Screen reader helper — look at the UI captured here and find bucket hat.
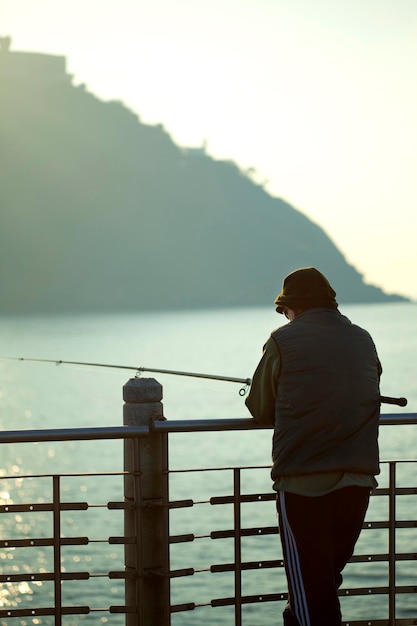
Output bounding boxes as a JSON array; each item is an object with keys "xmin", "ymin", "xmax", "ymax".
[{"xmin": 274, "ymin": 267, "xmax": 338, "ymax": 314}]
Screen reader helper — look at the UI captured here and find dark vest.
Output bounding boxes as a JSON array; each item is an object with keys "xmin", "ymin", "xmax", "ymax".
[{"xmin": 270, "ymin": 308, "xmax": 381, "ymax": 480}]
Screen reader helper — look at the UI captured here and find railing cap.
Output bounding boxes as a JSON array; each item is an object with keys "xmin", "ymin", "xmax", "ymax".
[{"xmin": 123, "ymin": 377, "xmax": 163, "ymax": 403}]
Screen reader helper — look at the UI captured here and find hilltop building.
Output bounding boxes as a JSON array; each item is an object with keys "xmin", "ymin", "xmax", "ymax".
[{"xmin": 0, "ymin": 36, "xmax": 72, "ymax": 83}]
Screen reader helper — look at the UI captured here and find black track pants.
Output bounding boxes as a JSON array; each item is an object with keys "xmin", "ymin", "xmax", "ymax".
[{"xmin": 276, "ymin": 486, "xmax": 370, "ymax": 626}]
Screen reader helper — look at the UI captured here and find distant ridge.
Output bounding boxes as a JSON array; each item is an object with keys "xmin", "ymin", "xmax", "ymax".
[{"xmin": 0, "ymin": 42, "xmax": 408, "ymax": 314}]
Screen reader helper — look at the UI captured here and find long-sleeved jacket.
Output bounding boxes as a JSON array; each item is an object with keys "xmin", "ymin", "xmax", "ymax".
[{"xmin": 246, "ymin": 308, "xmax": 382, "ymax": 482}]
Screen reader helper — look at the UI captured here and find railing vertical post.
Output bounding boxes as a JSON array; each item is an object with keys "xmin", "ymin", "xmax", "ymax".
[
  {"xmin": 52, "ymin": 475, "xmax": 62, "ymax": 626},
  {"xmin": 388, "ymin": 461, "xmax": 396, "ymax": 626},
  {"xmin": 123, "ymin": 377, "xmax": 170, "ymax": 626},
  {"xmin": 233, "ymin": 468, "xmax": 242, "ymax": 626}
]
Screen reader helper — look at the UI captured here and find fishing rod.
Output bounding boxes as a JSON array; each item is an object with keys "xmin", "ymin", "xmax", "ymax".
[
  {"xmin": 0, "ymin": 356, "xmax": 252, "ymax": 395},
  {"xmin": 0, "ymin": 356, "xmax": 408, "ymax": 405}
]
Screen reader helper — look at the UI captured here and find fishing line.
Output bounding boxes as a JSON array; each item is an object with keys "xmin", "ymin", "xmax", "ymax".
[{"xmin": 0, "ymin": 356, "xmax": 407, "ymax": 405}]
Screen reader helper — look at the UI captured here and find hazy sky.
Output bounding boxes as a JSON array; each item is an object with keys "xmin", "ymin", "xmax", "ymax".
[{"xmin": 3, "ymin": 0, "xmax": 417, "ymax": 299}]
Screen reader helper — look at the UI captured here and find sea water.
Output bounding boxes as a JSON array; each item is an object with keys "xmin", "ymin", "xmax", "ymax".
[{"xmin": 0, "ymin": 303, "xmax": 416, "ymax": 624}]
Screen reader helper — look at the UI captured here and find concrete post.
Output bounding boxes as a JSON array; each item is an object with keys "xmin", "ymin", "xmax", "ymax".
[{"xmin": 123, "ymin": 377, "xmax": 170, "ymax": 626}]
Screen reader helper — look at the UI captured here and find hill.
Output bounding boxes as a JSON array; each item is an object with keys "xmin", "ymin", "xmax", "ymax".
[{"xmin": 0, "ymin": 44, "xmax": 408, "ymax": 314}]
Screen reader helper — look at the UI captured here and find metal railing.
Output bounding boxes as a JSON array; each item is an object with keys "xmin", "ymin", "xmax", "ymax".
[{"xmin": 0, "ymin": 379, "xmax": 416, "ymax": 626}]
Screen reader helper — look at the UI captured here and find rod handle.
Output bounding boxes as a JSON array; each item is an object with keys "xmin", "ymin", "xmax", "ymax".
[{"xmin": 380, "ymin": 395, "xmax": 408, "ymax": 407}]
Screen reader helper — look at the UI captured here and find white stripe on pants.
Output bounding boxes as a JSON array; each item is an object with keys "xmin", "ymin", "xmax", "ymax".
[{"xmin": 279, "ymin": 491, "xmax": 311, "ymax": 626}]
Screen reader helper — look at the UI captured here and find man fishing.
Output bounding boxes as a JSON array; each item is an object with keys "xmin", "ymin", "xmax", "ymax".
[{"xmin": 245, "ymin": 267, "xmax": 382, "ymax": 626}]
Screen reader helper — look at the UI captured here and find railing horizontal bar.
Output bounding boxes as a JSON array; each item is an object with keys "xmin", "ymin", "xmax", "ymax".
[
  {"xmin": 0, "ymin": 572, "xmax": 90, "ymax": 582},
  {"xmin": 111, "ymin": 566, "xmax": 168, "ymax": 580},
  {"xmin": 111, "ymin": 533, "xmax": 198, "ymax": 545},
  {"xmin": 373, "ymin": 487, "xmax": 417, "ymax": 495},
  {"xmin": 170, "ymin": 459, "xmax": 416, "ymax": 474},
  {"xmin": 0, "ymin": 425, "xmax": 149, "ymax": 443},
  {"xmin": 0, "ymin": 607, "xmax": 90, "ymax": 617},
  {"xmin": 210, "ymin": 490, "xmax": 417, "ymax": 504},
  {"xmin": 380, "ymin": 414, "xmax": 417, "ymax": 425},
  {"xmin": 109, "ymin": 605, "xmax": 141, "ymax": 614},
  {"xmin": 174, "ymin": 590, "xmax": 417, "ymax": 615},
  {"xmin": 207, "ymin": 550, "xmax": 417, "ymax": 568},
  {"xmin": 363, "ymin": 521, "xmax": 390, "ymax": 529},
  {"xmin": 169, "ymin": 568, "xmax": 195, "ymax": 578},
  {"xmin": 211, "ymin": 559, "xmax": 284, "ymax": 573},
  {"xmin": 210, "ymin": 552, "xmax": 417, "ymax": 572},
  {"xmin": 108, "ymin": 496, "xmax": 164, "ymax": 510},
  {"xmin": 170, "ymin": 603, "xmax": 196, "ymax": 613},
  {"xmin": 209, "ymin": 583, "xmax": 417, "ymax": 609},
  {"xmin": 210, "ymin": 493, "xmax": 276, "ymax": 505},
  {"xmin": 169, "ymin": 465, "xmax": 271, "ymax": 473},
  {"xmin": 169, "ymin": 499, "xmax": 194, "ymax": 508},
  {"xmin": 338, "ymin": 585, "xmax": 417, "ymax": 596},
  {"xmin": 211, "ymin": 526, "xmax": 278, "ymax": 539},
  {"xmin": 155, "ymin": 418, "xmax": 259, "ymax": 432},
  {"xmin": 207, "ymin": 519, "xmax": 417, "ymax": 540},
  {"xmin": 0, "ymin": 471, "xmax": 128, "ymax": 481},
  {"xmin": 342, "ymin": 621, "xmax": 417, "ymax": 626},
  {"xmin": 153, "ymin": 414, "xmax": 417, "ymax": 433},
  {"xmin": 107, "ymin": 501, "xmax": 135, "ymax": 510},
  {"xmin": 109, "ymin": 570, "xmax": 137, "ymax": 579},
  {"xmin": 394, "ymin": 552, "xmax": 417, "ymax": 560},
  {"xmin": 211, "ymin": 592, "xmax": 288, "ymax": 607},
  {"xmin": 0, "ymin": 502, "xmax": 88, "ymax": 513},
  {"xmin": 109, "ymin": 536, "xmax": 133, "ymax": 544},
  {"xmin": 59, "ymin": 537, "xmax": 89, "ymax": 545},
  {"xmin": 363, "ymin": 520, "xmax": 416, "ymax": 530},
  {"xmin": 393, "ymin": 585, "xmax": 417, "ymax": 594},
  {"xmin": 169, "ymin": 534, "xmax": 195, "ymax": 544},
  {"xmin": 0, "ymin": 537, "xmax": 89, "ymax": 548},
  {"xmin": 349, "ymin": 553, "xmax": 389, "ymax": 563}
]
